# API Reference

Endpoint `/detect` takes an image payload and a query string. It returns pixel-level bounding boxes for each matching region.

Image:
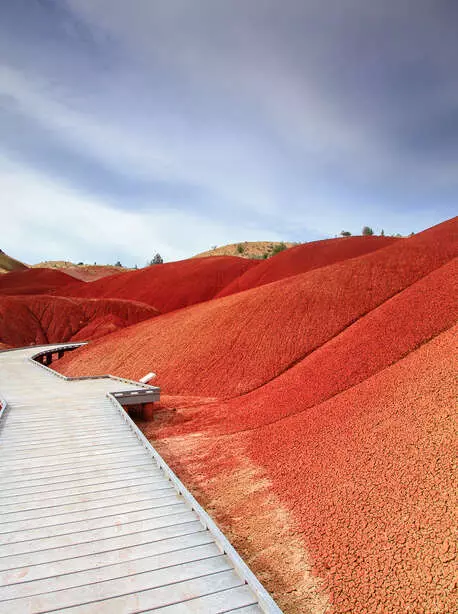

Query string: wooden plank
[0,542,221,601]
[0,460,155,486]
[0,427,125,445]
[149,586,261,613]
[1,503,188,544]
[1,474,170,502]
[1,417,119,429]
[0,464,160,492]
[0,531,215,586]
[0,453,150,480]
[0,481,175,514]
[0,441,140,463]
[41,569,244,614]
[0,509,198,557]
[0,447,150,473]
[0,487,176,524]
[0,556,232,613]
[0,495,182,534]
[0,434,139,457]
[0,520,205,572]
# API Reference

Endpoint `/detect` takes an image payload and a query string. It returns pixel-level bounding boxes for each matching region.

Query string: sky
[1,0,457,266]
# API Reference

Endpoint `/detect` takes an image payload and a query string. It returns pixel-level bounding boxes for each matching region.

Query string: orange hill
[217,235,398,297]
[54,216,458,612]
[0,295,158,347]
[56,218,457,398]
[0,268,76,296]
[56,255,259,313]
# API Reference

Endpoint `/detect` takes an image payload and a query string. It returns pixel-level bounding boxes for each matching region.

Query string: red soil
[243,324,458,613]
[0,268,77,296]
[56,256,259,313]
[56,265,130,282]
[0,295,158,347]
[56,217,458,399]
[16,216,458,612]
[145,256,458,437]
[218,235,398,297]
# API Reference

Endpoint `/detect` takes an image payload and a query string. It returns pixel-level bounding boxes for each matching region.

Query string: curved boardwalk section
[0,345,281,614]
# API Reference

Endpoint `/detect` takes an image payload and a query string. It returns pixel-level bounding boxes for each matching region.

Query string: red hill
[57,255,259,313]
[56,217,457,398]
[218,235,398,297]
[154,256,457,436]
[0,295,158,347]
[11,216,458,613]
[164,324,456,613]
[0,268,76,296]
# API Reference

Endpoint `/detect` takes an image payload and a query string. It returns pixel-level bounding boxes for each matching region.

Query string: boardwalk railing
[0,343,283,613]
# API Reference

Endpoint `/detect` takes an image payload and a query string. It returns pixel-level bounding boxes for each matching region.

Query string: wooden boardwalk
[0,345,281,614]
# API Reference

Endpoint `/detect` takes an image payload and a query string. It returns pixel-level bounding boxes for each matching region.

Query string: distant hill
[0,250,28,274]
[32,261,131,281]
[194,241,294,259]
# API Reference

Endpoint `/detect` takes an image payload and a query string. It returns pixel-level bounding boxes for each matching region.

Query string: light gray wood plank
[1,509,198,557]
[1,473,168,502]
[0,488,177,524]
[0,463,159,491]
[0,503,190,544]
[0,556,232,613]
[149,586,261,613]
[45,569,244,614]
[0,520,205,571]
[0,542,221,600]
[0,494,182,534]
[0,531,215,586]
[0,454,150,481]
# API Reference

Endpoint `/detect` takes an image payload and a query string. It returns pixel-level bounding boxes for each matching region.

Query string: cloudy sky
[1,1,456,265]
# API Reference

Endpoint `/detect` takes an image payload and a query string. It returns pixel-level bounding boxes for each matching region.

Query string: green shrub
[271,242,287,256]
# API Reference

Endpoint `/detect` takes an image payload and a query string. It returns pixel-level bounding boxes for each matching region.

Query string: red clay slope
[245,323,458,613]
[56,217,457,397]
[0,295,158,347]
[0,268,77,296]
[56,256,259,313]
[151,256,458,436]
[218,235,398,297]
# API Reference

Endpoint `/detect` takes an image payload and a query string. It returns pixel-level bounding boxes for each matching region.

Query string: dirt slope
[55,217,457,398]
[0,295,158,347]
[149,256,458,437]
[0,268,76,295]
[25,216,458,612]
[217,235,398,297]
[32,261,130,281]
[152,325,456,613]
[56,255,259,313]
[0,250,28,274]
[194,241,294,259]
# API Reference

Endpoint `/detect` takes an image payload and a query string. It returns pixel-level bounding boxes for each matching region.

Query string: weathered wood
[0,345,282,613]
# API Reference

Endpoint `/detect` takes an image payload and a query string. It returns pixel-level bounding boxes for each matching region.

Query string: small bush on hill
[271,242,287,256]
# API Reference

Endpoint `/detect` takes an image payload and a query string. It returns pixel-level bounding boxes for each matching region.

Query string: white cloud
[0,0,455,266]
[0,157,284,265]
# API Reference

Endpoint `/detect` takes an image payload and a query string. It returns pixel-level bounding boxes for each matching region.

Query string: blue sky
[1,0,456,266]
